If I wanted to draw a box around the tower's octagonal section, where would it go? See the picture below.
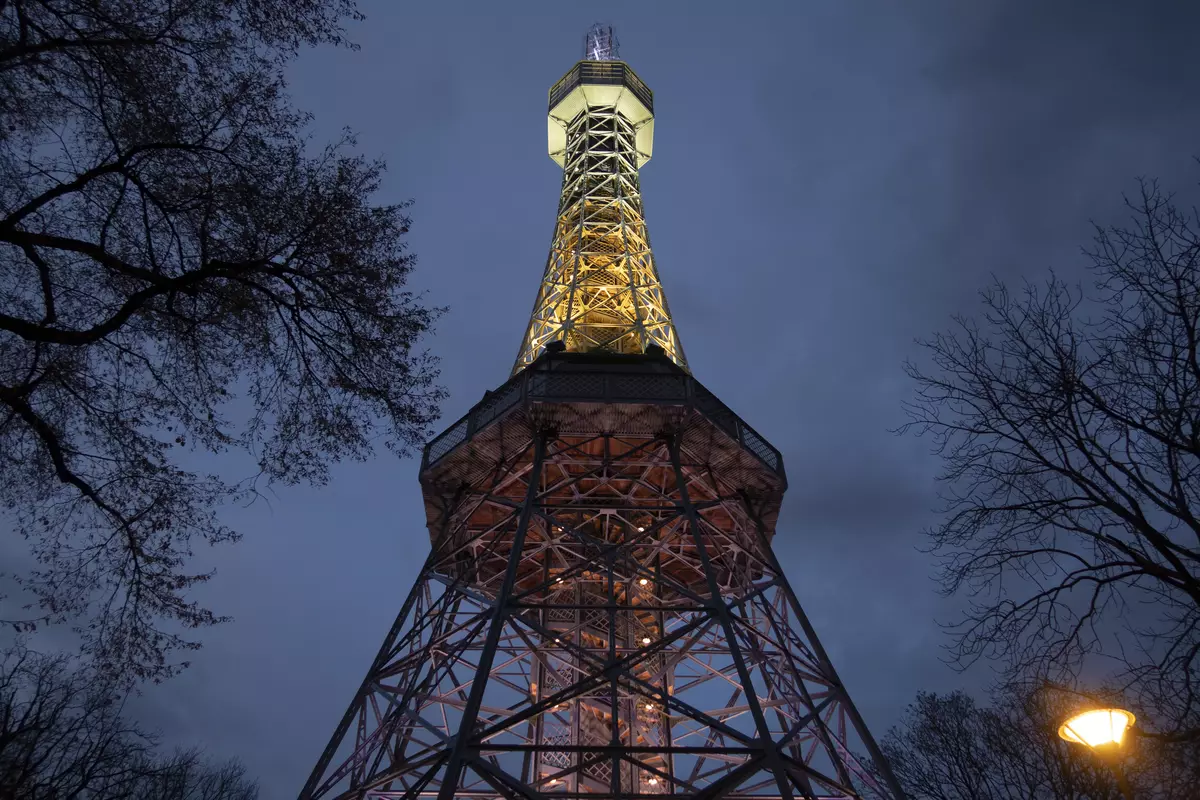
[420,351,786,550]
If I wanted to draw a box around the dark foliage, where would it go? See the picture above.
[0,643,259,797]
[0,0,444,681]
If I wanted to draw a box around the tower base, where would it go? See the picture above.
[301,353,902,800]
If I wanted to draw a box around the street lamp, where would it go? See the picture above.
[1058,708,1135,749]
[1058,708,1136,799]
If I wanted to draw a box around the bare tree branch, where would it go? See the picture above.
[878,686,1198,800]
[0,0,445,681]
[903,175,1200,740]
[0,643,259,797]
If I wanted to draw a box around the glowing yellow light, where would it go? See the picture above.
[639,578,648,586]
[555,577,562,583]
[648,778,659,786]
[1058,708,1135,748]
[637,527,645,532]
[642,637,651,645]
[549,779,559,785]
[554,638,561,644]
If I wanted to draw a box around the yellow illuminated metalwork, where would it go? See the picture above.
[514,61,687,374]
[1058,708,1135,749]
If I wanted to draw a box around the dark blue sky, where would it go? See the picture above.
[118,1,1200,795]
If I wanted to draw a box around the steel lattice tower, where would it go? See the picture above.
[300,26,906,800]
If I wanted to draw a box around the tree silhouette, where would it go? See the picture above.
[904,177,1200,741]
[880,687,1196,799]
[0,643,259,797]
[0,0,444,681]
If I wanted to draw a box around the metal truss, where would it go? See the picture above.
[300,416,905,800]
[514,92,687,374]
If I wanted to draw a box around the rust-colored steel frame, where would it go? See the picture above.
[514,92,686,373]
[300,362,904,800]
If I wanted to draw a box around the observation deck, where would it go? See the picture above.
[547,61,655,167]
[420,351,786,549]
[423,351,783,480]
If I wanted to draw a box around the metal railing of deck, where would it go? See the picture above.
[422,363,783,480]
[549,62,654,114]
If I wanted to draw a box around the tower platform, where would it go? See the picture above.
[421,349,785,551]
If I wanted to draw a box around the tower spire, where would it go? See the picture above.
[583,23,619,61]
[514,32,687,374]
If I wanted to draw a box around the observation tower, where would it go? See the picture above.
[300,25,906,800]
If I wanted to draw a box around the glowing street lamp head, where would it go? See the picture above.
[1058,708,1135,749]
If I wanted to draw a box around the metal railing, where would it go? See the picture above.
[422,362,783,479]
[549,62,654,114]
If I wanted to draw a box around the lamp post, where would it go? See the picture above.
[1057,708,1136,800]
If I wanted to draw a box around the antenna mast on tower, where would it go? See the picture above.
[584,23,619,60]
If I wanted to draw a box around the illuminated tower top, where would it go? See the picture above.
[514,27,687,374]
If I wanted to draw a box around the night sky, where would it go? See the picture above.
[110,1,1200,795]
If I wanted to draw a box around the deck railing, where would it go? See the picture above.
[422,360,783,480]
[549,61,654,114]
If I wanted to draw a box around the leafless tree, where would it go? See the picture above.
[880,687,1195,800]
[122,748,259,800]
[903,177,1200,740]
[0,643,258,797]
[0,0,444,681]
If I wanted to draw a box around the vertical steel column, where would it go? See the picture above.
[668,436,796,800]
[300,546,439,800]
[741,492,908,800]
[605,547,621,798]
[436,434,548,800]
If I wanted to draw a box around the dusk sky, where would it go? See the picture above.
[103,1,1200,795]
